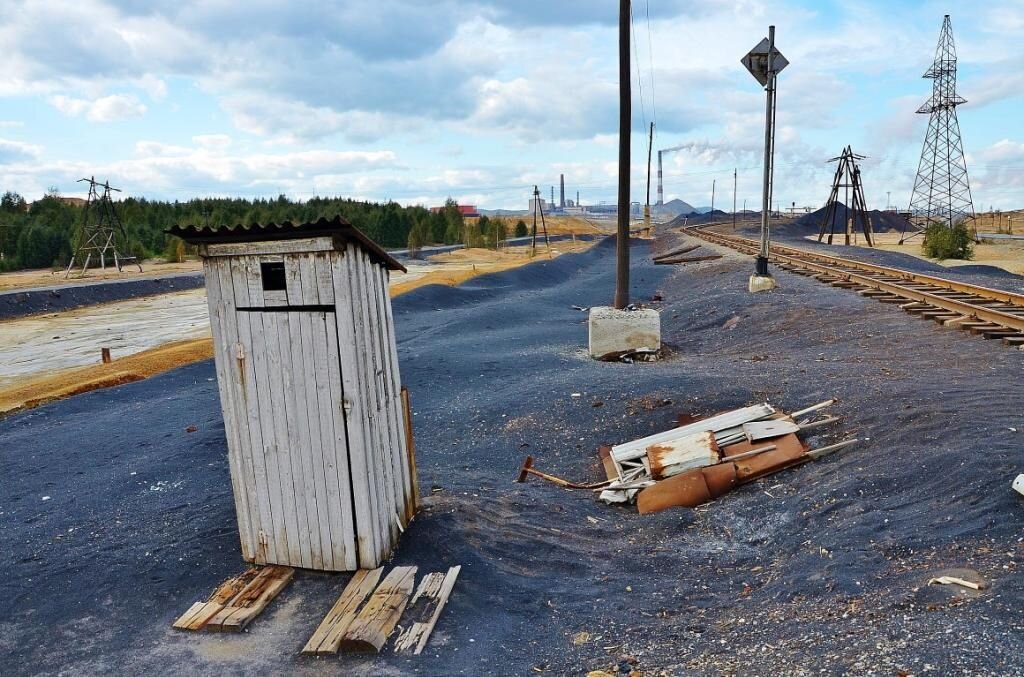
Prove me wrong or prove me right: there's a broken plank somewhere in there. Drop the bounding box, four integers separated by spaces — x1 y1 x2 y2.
303 568 385 655
173 601 225 631
742 419 800 442
206 565 295 633
393 565 461 655
339 566 417 652
172 567 262 631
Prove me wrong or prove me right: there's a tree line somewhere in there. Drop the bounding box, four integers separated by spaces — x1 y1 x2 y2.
0 191 530 272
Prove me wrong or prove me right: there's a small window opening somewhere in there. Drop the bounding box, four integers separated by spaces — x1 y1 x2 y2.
260 261 287 291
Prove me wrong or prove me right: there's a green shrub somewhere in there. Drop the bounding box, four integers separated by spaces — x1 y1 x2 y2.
514 219 528 237
923 222 974 260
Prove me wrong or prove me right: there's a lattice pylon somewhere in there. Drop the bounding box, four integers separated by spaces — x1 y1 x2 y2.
65 177 141 278
902 15 975 243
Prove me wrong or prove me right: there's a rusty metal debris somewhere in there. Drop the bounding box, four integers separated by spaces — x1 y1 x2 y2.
515 455 611 490
599 398 857 513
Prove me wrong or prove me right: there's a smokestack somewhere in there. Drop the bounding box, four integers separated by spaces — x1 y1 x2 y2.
657 150 663 206
551 186 555 206
577 190 580 207
560 174 565 208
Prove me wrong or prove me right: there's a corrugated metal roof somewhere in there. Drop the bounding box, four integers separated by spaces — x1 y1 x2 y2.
167 215 405 272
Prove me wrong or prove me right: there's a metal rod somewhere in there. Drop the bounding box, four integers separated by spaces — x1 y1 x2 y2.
756 25 776 276
733 168 737 230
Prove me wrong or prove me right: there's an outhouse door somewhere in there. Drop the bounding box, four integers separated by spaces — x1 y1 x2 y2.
235 309 359 572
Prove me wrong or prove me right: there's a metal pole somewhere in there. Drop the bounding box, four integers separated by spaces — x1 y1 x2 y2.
711 179 716 217
644 122 653 233
756 25 776 276
733 168 737 230
656 151 663 206
532 185 539 254
614 0 631 310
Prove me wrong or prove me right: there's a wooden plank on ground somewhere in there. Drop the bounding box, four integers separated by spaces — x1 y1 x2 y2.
339 565 417 652
393 565 461 655
172 566 279 632
206 565 295 633
302 568 385 655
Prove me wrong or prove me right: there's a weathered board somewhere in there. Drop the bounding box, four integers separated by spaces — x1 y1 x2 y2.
339 565 417 652
302 568 384 655
172 566 294 632
646 430 719 479
393 565 461 654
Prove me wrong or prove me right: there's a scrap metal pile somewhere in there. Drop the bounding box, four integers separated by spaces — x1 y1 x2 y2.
601 399 856 512
517 399 858 513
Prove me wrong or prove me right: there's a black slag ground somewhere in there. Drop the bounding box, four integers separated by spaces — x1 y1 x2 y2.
1 234 1022 676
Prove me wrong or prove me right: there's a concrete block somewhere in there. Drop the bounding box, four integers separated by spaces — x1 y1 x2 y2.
588 306 661 359
748 274 778 293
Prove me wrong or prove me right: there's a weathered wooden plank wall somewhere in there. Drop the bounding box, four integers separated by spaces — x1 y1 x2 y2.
204 243 414 572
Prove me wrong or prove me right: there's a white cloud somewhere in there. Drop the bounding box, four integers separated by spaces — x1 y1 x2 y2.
50 93 148 122
0 138 42 164
192 134 232 150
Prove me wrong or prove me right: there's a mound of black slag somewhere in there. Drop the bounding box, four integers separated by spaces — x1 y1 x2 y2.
783 203 911 237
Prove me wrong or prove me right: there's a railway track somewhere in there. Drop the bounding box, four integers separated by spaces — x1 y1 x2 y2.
685 225 1024 349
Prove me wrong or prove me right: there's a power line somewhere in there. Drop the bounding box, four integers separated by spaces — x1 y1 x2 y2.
629 1 647 132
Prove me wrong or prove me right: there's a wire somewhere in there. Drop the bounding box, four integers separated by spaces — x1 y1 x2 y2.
629 1 647 133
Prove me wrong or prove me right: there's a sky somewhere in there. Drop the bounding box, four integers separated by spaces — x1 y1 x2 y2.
0 0 1021 211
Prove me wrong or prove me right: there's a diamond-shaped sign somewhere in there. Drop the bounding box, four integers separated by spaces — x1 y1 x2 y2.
741 37 789 86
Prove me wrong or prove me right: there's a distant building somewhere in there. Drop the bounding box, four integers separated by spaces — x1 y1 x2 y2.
528 197 549 214
430 204 479 218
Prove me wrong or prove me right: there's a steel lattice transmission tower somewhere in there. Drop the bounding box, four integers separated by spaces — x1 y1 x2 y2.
65 177 141 278
902 14 975 243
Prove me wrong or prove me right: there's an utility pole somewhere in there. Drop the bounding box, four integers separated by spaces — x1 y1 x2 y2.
614 0 630 310
644 121 653 234
732 168 738 230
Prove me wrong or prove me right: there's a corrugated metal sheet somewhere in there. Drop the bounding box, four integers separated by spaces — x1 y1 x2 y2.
167 215 405 272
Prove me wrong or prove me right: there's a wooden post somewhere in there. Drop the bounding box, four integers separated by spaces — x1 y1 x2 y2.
401 386 420 511
101 347 111 364
614 0 631 309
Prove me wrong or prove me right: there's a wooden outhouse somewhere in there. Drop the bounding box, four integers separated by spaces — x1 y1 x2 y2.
170 216 417 572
